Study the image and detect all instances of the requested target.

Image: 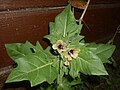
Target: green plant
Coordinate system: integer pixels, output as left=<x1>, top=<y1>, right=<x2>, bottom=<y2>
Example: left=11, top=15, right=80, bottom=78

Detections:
left=5, top=4, right=115, bottom=90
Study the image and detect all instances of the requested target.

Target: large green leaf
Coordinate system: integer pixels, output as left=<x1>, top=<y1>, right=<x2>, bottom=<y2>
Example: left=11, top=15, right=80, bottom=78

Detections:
left=76, top=47, right=108, bottom=75
left=44, top=4, right=83, bottom=44
left=86, top=43, right=116, bottom=63
left=5, top=42, right=58, bottom=86
left=55, top=4, right=82, bottom=38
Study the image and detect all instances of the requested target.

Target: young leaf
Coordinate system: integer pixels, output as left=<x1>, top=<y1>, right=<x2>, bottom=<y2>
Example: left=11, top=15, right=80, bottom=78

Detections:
left=55, top=4, right=82, bottom=38
left=44, top=4, right=83, bottom=44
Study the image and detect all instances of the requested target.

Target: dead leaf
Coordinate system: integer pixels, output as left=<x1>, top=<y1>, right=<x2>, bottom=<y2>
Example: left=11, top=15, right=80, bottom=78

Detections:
left=70, top=0, right=87, bottom=9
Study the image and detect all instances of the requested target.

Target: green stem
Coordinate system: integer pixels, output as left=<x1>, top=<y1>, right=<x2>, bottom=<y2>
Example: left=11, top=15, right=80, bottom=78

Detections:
left=57, top=55, right=64, bottom=90
left=108, top=25, right=120, bottom=44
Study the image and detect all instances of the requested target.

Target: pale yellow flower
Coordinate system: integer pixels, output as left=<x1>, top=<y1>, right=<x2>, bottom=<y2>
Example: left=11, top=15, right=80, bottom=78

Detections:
left=64, top=60, right=70, bottom=66
left=64, top=52, right=72, bottom=60
left=64, top=48, right=80, bottom=60
left=52, top=40, right=67, bottom=53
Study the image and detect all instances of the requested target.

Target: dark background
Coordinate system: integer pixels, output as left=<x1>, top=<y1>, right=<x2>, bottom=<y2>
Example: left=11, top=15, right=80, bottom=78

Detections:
left=0, top=0, right=120, bottom=89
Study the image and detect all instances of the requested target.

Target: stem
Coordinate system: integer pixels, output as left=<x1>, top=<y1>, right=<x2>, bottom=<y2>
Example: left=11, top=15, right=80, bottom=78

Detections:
left=79, top=0, right=90, bottom=24
left=107, top=25, right=120, bottom=44
left=57, top=55, right=64, bottom=90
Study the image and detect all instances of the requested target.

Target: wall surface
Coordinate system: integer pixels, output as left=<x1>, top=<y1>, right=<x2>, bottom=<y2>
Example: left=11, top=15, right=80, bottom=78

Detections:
left=0, top=0, right=120, bottom=89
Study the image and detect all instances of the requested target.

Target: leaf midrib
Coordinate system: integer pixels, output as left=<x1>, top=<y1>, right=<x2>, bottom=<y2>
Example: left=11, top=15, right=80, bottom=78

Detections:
left=96, top=46, right=113, bottom=55
left=78, top=56, right=107, bottom=74
left=8, top=62, right=53, bottom=81
left=63, top=12, right=68, bottom=37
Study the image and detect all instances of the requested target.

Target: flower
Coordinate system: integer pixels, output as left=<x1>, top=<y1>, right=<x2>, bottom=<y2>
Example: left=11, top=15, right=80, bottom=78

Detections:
left=64, top=52, right=72, bottom=60
left=52, top=40, right=67, bottom=53
left=64, top=48, right=80, bottom=60
left=64, top=60, right=70, bottom=66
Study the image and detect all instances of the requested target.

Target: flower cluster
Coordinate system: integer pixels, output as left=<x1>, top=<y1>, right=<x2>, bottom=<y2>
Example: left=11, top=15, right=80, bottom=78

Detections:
left=52, top=40, right=80, bottom=66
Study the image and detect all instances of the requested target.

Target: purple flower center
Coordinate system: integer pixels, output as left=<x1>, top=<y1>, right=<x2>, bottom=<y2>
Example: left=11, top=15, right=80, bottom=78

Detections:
left=68, top=49, right=74, bottom=55
left=58, top=44, right=63, bottom=49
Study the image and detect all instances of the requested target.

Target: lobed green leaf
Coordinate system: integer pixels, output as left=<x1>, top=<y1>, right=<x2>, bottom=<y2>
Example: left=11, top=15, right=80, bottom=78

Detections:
left=44, top=4, right=83, bottom=45
left=5, top=41, right=58, bottom=86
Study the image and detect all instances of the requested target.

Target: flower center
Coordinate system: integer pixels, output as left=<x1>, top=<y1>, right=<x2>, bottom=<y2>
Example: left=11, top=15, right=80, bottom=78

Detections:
left=68, top=49, right=74, bottom=56
left=70, top=50, right=74, bottom=54
left=58, top=44, right=64, bottom=49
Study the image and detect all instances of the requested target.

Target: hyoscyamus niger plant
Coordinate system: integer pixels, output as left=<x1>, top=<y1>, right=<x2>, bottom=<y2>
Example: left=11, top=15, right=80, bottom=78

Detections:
left=5, top=4, right=115, bottom=90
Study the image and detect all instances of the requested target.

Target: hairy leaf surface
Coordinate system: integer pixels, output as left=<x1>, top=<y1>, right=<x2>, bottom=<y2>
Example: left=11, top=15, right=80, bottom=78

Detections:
left=5, top=42, right=58, bottom=86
